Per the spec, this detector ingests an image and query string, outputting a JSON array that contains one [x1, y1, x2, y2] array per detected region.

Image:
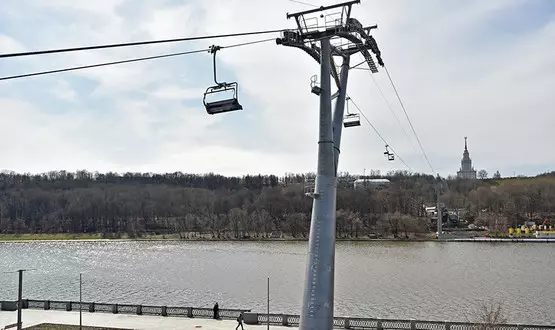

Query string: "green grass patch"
[[0, 233, 102, 241]]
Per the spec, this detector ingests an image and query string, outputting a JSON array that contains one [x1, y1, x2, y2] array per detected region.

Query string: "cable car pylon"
[[276, 1, 384, 329], [276, 0, 383, 330]]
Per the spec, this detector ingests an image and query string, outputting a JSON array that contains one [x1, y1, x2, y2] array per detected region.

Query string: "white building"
[[353, 178, 391, 190], [425, 206, 438, 217]]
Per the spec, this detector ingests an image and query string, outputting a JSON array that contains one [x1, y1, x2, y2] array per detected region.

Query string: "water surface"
[[0, 241, 553, 325]]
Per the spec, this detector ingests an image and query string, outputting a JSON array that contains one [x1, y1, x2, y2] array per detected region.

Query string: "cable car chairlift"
[[343, 96, 361, 128], [384, 144, 395, 161], [203, 45, 243, 115], [310, 74, 322, 95]]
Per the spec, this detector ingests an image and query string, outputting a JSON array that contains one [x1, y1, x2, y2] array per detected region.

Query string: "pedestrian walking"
[[236, 312, 245, 330], [213, 302, 219, 319]]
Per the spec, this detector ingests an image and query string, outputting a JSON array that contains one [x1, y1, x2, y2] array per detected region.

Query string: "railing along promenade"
[[1, 299, 554, 330]]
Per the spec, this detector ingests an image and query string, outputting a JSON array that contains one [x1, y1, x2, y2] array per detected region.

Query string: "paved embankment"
[[0, 310, 294, 330]]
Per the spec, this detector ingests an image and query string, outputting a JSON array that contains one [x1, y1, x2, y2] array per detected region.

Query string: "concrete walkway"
[[0, 310, 296, 330]]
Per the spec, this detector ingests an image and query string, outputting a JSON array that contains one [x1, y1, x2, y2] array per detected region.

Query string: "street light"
[[3, 269, 35, 330], [79, 273, 82, 330]]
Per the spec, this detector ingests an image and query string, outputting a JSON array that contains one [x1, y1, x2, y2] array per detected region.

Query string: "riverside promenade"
[[0, 309, 293, 329], [2, 300, 554, 330]]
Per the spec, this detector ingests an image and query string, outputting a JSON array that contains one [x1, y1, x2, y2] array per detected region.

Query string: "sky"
[[0, 0, 554, 178]]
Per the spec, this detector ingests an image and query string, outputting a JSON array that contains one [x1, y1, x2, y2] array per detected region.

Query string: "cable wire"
[[349, 60, 367, 70], [286, 0, 331, 17], [288, 0, 319, 7], [0, 29, 286, 59], [348, 96, 413, 172], [0, 38, 276, 81], [383, 65, 435, 173], [366, 69, 416, 153]]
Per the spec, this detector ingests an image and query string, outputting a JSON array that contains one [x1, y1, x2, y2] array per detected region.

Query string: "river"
[[0, 240, 553, 325]]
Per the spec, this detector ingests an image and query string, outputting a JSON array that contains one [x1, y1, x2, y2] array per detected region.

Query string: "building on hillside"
[[354, 178, 391, 190], [457, 137, 477, 180], [425, 206, 439, 218]]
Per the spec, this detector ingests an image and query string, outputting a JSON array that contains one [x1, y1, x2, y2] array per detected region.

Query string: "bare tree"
[[478, 170, 488, 180], [229, 208, 246, 239], [468, 301, 508, 330], [2, 170, 555, 239]]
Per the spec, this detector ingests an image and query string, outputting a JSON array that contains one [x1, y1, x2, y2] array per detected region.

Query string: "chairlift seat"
[[310, 74, 321, 96], [311, 86, 322, 95], [203, 47, 244, 115], [205, 99, 243, 115], [343, 113, 361, 128], [203, 82, 243, 115], [384, 144, 394, 161]]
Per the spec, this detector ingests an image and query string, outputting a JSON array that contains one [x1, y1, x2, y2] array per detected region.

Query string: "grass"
[[0, 233, 102, 241], [25, 324, 131, 330]]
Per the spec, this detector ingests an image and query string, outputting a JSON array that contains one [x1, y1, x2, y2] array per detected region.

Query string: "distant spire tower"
[[457, 136, 476, 179]]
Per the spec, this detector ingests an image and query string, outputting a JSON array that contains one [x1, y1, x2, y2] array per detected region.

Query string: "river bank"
[[0, 232, 437, 242], [1, 232, 549, 243]]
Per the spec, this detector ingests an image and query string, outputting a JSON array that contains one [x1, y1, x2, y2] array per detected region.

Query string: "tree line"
[[0, 170, 553, 238]]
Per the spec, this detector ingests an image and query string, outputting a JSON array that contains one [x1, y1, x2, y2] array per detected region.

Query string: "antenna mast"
[[277, 2, 384, 329]]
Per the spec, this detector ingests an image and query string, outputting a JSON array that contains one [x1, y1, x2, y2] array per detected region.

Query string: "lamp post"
[[79, 273, 82, 330], [267, 277, 270, 330]]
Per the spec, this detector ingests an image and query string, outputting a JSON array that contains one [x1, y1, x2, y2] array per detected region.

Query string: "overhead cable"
[[0, 38, 275, 81], [288, 0, 319, 7], [348, 96, 413, 172], [365, 68, 416, 153], [383, 65, 435, 173], [0, 29, 286, 59]]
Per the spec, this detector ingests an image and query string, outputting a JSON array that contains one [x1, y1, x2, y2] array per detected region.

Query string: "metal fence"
[[257, 314, 555, 330], [1, 299, 554, 330], [0, 299, 248, 320]]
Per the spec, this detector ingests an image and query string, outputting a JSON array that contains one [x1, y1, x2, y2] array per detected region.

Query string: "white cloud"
[[0, 34, 25, 53], [0, 0, 553, 176], [142, 3, 203, 39], [49, 79, 77, 101], [151, 85, 208, 101]]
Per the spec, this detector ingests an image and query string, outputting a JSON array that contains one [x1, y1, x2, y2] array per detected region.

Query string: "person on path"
[[213, 302, 219, 319], [236, 313, 245, 330]]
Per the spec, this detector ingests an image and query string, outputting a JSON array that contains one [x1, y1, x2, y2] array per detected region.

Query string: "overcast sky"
[[0, 0, 553, 178]]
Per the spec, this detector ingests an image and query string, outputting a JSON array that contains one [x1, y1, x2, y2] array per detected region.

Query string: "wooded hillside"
[[0, 170, 553, 238]]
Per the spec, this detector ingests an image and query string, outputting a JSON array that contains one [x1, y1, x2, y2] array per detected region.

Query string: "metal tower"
[[276, 2, 384, 329], [436, 179, 443, 239], [435, 173, 452, 239]]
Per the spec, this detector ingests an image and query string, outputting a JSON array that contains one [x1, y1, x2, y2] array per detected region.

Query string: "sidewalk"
[[0, 310, 296, 330]]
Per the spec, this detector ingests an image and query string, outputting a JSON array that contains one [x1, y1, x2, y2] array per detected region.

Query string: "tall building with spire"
[[457, 137, 477, 179]]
